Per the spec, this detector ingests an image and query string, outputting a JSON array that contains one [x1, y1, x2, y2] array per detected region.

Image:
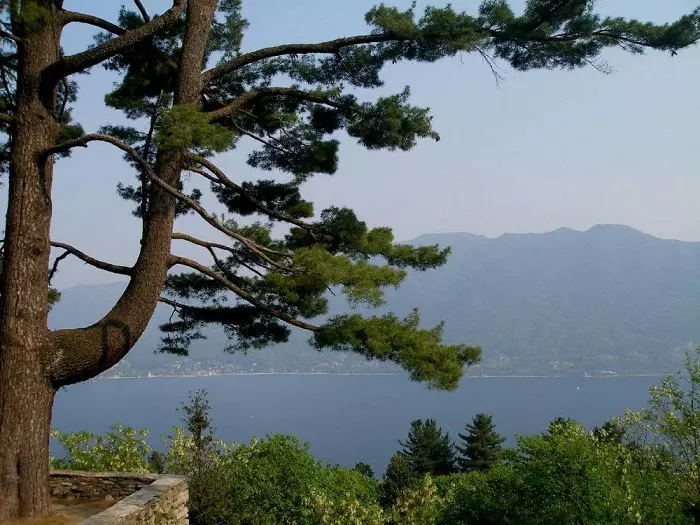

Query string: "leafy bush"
[[50, 424, 151, 473], [49, 389, 695, 524]]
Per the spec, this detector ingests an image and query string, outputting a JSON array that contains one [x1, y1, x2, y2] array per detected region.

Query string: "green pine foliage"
[[456, 412, 505, 472], [24, 0, 697, 391], [379, 453, 416, 508], [398, 418, 456, 477]]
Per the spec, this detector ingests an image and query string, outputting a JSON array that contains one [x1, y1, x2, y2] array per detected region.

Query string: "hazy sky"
[[3, 0, 699, 288]]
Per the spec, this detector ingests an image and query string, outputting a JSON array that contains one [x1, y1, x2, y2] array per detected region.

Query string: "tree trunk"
[[0, 7, 62, 518], [0, 1, 216, 519], [0, 379, 55, 519]]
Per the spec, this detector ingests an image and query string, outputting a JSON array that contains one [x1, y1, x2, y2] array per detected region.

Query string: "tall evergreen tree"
[[0, 0, 698, 519], [379, 453, 415, 508], [456, 412, 505, 472], [398, 418, 456, 476]]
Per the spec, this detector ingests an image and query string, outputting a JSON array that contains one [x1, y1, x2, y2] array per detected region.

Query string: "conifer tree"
[[0, 0, 698, 518], [379, 453, 415, 508], [398, 418, 456, 476], [456, 412, 505, 472]]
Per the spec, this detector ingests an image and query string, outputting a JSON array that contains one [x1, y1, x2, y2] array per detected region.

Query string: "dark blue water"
[[52, 374, 659, 473]]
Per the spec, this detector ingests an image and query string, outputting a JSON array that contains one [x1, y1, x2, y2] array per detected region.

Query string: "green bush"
[[49, 390, 695, 524], [50, 424, 152, 473]]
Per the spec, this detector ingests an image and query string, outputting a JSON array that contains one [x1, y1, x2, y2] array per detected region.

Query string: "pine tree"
[[0, 0, 698, 519], [456, 412, 505, 472], [379, 453, 415, 508], [398, 418, 456, 476]]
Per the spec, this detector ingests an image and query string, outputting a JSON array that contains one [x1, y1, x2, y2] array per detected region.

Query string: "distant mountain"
[[49, 225, 700, 377]]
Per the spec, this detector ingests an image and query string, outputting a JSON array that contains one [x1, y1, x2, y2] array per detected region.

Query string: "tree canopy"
[[456, 412, 505, 472], [0, 0, 699, 519], [25, 0, 700, 392], [398, 418, 456, 476]]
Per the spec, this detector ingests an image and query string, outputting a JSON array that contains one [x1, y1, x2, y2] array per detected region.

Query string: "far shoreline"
[[95, 371, 671, 381]]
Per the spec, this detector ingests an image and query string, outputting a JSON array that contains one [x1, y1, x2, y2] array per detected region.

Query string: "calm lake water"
[[52, 374, 661, 473]]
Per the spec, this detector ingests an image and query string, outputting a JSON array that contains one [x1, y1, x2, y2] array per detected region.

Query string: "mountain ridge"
[[50, 224, 700, 377]]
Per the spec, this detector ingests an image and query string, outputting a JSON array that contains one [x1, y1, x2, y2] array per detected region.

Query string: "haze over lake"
[[52, 374, 660, 473]]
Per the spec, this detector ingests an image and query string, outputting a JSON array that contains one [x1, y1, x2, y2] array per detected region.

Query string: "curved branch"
[[187, 153, 316, 230], [203, 32, 402, 84], [168, 254, 320, 332], [45, 0, 184, 81], [59, 11, 126, 35], [208, 87, 341, 122], [50, 241, 133, 276], [45, 133, 291, 269]]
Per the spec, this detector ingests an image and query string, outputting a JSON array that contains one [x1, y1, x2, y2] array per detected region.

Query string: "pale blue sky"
[[4, 1, 699, 288]]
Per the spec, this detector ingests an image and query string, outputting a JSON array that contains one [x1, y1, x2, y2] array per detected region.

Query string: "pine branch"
[[207, 87, 342, 122], [44, 133, 291, 270], [58, 78, 70, 120], [231, 122, 294, 156], [159, 296, 189, 310], [0, 113, 14, 124], [202, 33, 402, 84], [0, 29, 20, 43], [187, 153, 317, 230], [59, 11, 126, 35], [0, 66, 16, 110], [46, 0, 185, 81], [172, 232, 269, 277], [48, 250, 71, 284], [50, 241, 133, 275], [186, 165, 220, 184], [168, 254, 320, 332], [134, 0, 151, 22]]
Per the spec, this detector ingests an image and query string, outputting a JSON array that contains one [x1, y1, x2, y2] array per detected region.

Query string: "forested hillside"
[[51, 225, 700, 376]]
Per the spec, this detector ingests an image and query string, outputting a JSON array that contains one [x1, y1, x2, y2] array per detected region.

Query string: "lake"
[[52, 374, 661, 473]]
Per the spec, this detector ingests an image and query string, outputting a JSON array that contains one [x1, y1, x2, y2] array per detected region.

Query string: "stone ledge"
[[49, 471, 188, 525]]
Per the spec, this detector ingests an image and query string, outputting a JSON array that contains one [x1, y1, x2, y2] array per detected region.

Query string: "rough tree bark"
[[0, 0, 206, 518], [0, 8, 63, 517]]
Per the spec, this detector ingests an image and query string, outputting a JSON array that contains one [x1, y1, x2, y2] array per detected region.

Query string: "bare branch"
[[231, 122, 293, 155], [48, 250, 70, 284], [59, 10, 126, 35], [0, 112, 14, 124], [0, 29, 20, 43], [46, 0, 184, 81], [50, 241, 133, 275], [159, 296, 188, 309], [474, 46, 505, 84], [203, 32, 402, 84], [168, 254, 320, 332], [44, 133, 291, 269], [208, 87, 341, 122], [172, 232, 269, 277], [58, 78, 69, 120], [134, 0, 151, 22], [187, 153, 317, 230], [186, 165, 220, 184]]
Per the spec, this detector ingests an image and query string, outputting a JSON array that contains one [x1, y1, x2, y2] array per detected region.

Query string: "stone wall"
[[49, 471, 188, 524], [50, 471, 160, 500]]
